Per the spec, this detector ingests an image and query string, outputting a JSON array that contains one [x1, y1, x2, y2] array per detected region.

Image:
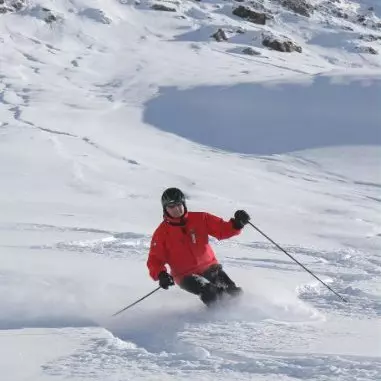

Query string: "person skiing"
[[147, 187, 250, 306]]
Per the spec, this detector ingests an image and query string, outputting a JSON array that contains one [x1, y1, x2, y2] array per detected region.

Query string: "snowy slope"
[[0, 0, 380, 380]]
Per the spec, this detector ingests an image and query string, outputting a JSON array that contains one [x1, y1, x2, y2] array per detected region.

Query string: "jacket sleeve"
[[147, 226, 168, 281], [204, 212, 241, 240]]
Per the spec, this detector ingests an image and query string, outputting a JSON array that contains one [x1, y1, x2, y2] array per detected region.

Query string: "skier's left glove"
[[158, 271, 175, 290], [232, 210, 250, 229]]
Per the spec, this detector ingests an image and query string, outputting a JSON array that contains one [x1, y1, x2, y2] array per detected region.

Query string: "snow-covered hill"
[[0, 1, 380, 380]]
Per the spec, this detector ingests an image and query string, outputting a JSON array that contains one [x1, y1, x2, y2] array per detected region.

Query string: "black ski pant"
[[179, 264, 238, 305]]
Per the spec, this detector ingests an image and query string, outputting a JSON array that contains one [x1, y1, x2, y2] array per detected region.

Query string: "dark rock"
[[242, 47, 261, 55], [337, 11, 348, 19], [39, 7, 58, 24], [12, 1, 23, 11], [233, 5, 267, 25], [0, 0, 26, 12], [211, 28, 228, 42], [357, 15, 366, 23], [151, 4, 176, 12], [359, 34, 381, 42], [281, 0, 314, 17], [362, 46, 378, 55], [45, 14, 57, 23], [262, 36, 302, 53]]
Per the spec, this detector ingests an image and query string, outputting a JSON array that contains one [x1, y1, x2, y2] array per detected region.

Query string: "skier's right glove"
[[158, 271, 175, 290], [232, 210, 250, 230]]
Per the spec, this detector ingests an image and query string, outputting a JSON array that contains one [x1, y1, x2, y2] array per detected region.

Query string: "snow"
[[0, 0, 380, 380], [144, 74, 381, 154]]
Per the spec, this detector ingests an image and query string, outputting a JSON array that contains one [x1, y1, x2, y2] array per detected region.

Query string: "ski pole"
[[248, 221, 348, 303], [112, 286, 161, 317]]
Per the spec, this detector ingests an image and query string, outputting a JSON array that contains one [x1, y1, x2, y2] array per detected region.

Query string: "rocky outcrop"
[[262, 35, 302, 53], [359, 34, 381, 42], [0, 0, 27, 13], [0, 3, 60, 23], [233, 5, 267, 25], [281, 0, 314, 18], [357, 14, 381, 30], [41, 7, 58, 23], [315, 1, 381, 30], [356, 46, 378, 55], [211, 29, 228, 42], [242, 47, 261, 55], [151, 4, 176, 12]]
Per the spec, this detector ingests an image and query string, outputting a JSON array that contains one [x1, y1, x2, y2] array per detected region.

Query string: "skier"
[[147, 187, 250, 306]]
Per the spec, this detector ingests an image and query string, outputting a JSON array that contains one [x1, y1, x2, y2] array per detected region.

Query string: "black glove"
[[158, 271, 175, 290], [232, 210, 250, 230]]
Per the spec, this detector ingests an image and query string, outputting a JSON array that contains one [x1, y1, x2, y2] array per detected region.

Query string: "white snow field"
[[0, 0, 380, 380]]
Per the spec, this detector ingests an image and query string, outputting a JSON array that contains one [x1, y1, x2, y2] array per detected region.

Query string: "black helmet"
[[161, 187, 186, 209]]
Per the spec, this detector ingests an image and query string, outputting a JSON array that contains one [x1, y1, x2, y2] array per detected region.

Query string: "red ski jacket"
[[147, 211, 241, 283]]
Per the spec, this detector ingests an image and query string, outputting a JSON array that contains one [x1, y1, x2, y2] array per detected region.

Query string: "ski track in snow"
[[9, 222, 379, 298], [1, 199, 380, 376], [39, 326, 381, 381], [1, 220, 379, 321], [2, 222, 379, 326]]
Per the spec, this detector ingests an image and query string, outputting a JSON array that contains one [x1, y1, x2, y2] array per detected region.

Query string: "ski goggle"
[[165, 201, 183, 209]]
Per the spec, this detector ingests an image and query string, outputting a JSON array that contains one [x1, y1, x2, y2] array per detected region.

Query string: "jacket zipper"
[[182, 226, 198, 264]]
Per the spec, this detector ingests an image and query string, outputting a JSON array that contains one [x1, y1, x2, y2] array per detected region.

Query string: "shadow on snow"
[[144, 75, 381, 155]]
